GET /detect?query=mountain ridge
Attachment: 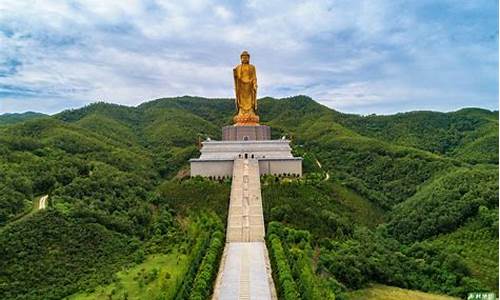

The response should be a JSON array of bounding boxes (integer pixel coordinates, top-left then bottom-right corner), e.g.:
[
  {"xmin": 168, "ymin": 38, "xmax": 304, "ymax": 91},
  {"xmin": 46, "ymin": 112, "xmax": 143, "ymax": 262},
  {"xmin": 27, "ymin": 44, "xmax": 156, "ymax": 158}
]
[{"xmin": 0, "ymin": 95, "xmax": 497, "ymax": 299}]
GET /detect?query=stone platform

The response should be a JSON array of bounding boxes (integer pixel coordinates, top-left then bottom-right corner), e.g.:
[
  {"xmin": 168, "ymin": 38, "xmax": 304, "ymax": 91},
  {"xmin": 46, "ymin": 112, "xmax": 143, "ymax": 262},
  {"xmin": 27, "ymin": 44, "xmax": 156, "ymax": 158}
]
[
  {"xmin": 222, "ymin": 125, "xmax": 271, "ymax": 141},
  {"xmin": 189, "ymin": 140, "xmax": 302, "ymax": 178},
  {"xmin": 190, "ymin": 123, "xmax": 301, "ymax": 178}
]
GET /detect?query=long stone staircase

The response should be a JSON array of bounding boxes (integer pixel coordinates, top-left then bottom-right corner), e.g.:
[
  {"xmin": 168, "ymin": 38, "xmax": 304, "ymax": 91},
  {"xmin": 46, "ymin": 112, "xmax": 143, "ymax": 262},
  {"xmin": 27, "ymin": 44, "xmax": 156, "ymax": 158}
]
[{"xmin": 212, "ymin": 159, "xmax": 277, "ymax": 300}]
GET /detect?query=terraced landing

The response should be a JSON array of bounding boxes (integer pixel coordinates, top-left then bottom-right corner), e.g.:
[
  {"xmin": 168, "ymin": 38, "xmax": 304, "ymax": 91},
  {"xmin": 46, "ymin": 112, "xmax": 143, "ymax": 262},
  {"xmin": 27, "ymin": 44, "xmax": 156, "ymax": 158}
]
[{"xmin": 212, "ymin": 159, "xmax": 277, "ymax": 300}]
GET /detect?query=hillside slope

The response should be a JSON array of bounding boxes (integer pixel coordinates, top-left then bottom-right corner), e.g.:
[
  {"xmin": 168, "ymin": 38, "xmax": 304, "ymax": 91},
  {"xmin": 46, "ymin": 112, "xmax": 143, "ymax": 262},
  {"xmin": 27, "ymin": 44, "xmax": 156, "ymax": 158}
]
[{"xmin": 0, "ymin": 96, "xmax": 497, "ymax": 299}]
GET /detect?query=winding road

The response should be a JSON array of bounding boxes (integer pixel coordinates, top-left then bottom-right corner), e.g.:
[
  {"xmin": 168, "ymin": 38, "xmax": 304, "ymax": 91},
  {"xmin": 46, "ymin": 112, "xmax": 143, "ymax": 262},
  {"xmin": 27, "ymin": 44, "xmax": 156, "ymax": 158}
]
[
  {"xmin": 38, "ymin": 195, "xmax": 48, "ymax": 210},
  {"xmin": 315, "ymin": 158, "xmax": 330, "ymax": 181}
]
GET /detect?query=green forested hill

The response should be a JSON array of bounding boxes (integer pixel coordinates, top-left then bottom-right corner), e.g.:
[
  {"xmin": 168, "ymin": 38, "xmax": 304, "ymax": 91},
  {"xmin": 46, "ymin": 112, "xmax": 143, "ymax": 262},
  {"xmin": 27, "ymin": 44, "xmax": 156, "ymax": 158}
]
[
  {"xmin": 0, "ymin": 96, "xmax": 497, "ymax": 300},
  {"xmin": 334, "ymin": 108, "xmax": 498, "ymax": 164},
  {"xmin": 0, "ymin": 112, "xmax": 47, "ymax": 125}
]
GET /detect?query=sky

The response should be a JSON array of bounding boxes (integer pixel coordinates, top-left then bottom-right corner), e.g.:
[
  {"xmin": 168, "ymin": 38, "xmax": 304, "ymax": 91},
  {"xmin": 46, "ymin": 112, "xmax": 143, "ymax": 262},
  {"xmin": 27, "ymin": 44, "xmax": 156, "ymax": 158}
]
[{"xmin": 0, "ymin": 0, "xmax": 498, "ymax": 115}]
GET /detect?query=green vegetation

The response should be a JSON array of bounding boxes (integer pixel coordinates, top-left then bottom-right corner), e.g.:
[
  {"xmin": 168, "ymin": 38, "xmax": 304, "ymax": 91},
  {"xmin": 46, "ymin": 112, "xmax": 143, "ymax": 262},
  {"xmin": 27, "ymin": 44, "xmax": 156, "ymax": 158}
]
[
  {"xmin": 318, "ymin": 226, "xmax": 487, "ymax": 297},
  {"xmin": 344, "ymin": 284, "xmax": 460, "ymax": 300},
  {"xmin": 301, "ymin": 134, "xmax": 457, "ymax": 209},
  {"xmin": 173, "ymin": 216, "xmax": 223, "ymax": 300},
  {"xmin": 388, "ymin": 166, "xmax": 498, "ymax": 243},
  {"xmin": 426, "ymin": 217, "xmax": 499, "ymax": 292},
  {"xmin": 0, "ymin": 112, "xmax": 47, "ymax": 126},
  {"xmin": 158, "ymin": 178, "xmax": 230, "ymax": 220},
  {"xmin": 0, "ymin": 210, "xmax": 137, "ymax": 300},
  {"xmin": 189, "ymin": 230, "xmax": 224, "ymax": 300},
  {"xmin": 68, "ymin": 251, "xmax": 190, "ymax": 300},
  {"xmin": 0, "ymin": 95, "xmax": 497, "ymax": 299},
  {"xmin": 334, "ymin": 108, "xmax": 498, "ymax": 162},
  {"xmin": 173, "ymin": 231, "xmax": 211, "ymax": 300},
  {"xmin": 266, "ymin": 218, "xmax": 488, "ymax": 299},
  {"xmin": 267, "ymin": 222, "xmax": 334, "ymax": 300},
  {"xmin": 262, "ymin": 177, "xmax": 385, "ymax": 238},
  {"xmin": 268, "ymin": 233, "xmax": 300, "ymax": 300},
  {"xmin": 68, "ymin": 215, "xmax": 222, "ymax": 300}
]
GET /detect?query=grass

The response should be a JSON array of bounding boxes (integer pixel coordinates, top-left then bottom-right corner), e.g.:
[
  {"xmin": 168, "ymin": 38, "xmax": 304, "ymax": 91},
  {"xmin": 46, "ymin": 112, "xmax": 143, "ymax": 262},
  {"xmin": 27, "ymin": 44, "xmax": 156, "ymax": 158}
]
[
  {"xmin": 344, "ymin": 284, "xmax": 460, "ymax": 300},
  {"xmin": 67, "ymin": 250, "xmax": 189, "ymax": 300}
]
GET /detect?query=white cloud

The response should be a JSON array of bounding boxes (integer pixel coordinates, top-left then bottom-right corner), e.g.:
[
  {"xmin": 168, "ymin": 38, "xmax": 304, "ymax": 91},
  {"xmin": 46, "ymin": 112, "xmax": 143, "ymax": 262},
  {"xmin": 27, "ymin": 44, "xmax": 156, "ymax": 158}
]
[
  {"xmin": 213, "ymin": 5, "xmax": 233, "ymax": 21},
  {"xmin": 0, "ymin": 0, "xmax": 497, "ymax": 114}
]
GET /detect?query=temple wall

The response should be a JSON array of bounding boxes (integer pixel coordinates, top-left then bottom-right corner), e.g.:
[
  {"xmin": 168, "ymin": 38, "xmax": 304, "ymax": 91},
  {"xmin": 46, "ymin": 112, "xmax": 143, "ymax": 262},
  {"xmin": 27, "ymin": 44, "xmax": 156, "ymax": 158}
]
[{"xmin": 190, "ymin": 158, "xmax": 302, "ymax": 178}]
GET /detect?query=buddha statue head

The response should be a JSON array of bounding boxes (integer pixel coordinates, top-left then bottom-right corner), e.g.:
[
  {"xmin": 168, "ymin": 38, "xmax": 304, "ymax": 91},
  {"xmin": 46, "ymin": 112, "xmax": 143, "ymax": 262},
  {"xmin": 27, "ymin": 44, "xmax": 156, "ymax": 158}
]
[{"xmin": 240, "ymin": 50, "xmax": 250, "ymax": 64}]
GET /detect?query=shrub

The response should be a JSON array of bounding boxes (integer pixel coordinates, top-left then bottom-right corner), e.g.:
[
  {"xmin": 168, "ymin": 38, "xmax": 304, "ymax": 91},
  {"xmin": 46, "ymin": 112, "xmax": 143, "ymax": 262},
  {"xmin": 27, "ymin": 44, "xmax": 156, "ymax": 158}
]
[
  {"xmin": 189, "ymin": 230, "xmax": 224, "ymax": 300},
  {"xmin": 268, "ymin": 234, "xmax": 300, "ymax": 300}
]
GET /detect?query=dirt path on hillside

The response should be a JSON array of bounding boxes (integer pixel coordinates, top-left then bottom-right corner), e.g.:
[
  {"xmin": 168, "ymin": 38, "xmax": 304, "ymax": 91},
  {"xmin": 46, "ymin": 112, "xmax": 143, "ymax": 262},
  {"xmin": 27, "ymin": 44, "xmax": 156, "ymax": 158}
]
[
  {"xmin": 39, "ymin": 195, "xmax": 48, "ymax": 210},
  {"xmin": 315, "ymin": 159, "xmax": 330, "ymax": 181}
]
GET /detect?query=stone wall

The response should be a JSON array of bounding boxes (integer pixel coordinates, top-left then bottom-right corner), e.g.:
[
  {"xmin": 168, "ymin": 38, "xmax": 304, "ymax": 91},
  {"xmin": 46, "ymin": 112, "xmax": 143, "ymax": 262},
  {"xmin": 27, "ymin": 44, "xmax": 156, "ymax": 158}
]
[
  {"xmin": 190, "ymin": 160, "xmax": 234, "ymax": 178},
  {"xmin": 190, "ymin": 158, "xmax": 302, "ymax": 178},
  {"xmin": 258, "ymin": 159, "xmax": 302, "ymax": 176}
]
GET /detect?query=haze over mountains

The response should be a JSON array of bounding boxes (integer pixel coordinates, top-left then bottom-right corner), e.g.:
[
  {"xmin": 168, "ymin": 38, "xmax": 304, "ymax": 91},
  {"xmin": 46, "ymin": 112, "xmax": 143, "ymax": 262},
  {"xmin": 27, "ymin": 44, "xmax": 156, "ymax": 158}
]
[{"xmin": 0, "ymin": 95, "xmax": 497, "ymax": 300}]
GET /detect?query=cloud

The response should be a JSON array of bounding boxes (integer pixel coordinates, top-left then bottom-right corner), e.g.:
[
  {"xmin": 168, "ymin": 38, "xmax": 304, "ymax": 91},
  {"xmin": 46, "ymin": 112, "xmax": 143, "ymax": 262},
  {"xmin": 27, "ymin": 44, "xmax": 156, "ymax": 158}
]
[{"xmin": 0, "ymin": 0, "xmax": 497, "ymax": 114}]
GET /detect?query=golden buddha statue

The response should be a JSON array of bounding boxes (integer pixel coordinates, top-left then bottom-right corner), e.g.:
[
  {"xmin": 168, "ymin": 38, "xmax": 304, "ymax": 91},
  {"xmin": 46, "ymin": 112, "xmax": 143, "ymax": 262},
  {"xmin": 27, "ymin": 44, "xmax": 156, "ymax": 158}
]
[{"xmin": 233, "ymin": 50, "xmax": 259, "ymax": 126}]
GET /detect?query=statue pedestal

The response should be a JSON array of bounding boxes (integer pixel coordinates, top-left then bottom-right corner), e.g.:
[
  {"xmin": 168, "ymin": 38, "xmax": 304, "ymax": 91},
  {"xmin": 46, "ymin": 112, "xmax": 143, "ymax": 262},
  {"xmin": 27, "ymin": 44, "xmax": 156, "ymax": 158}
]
[
  {"xmin": 233, "ymin": 113, "xmax": 259, "ymax": 126},
  {"xmin": 222, "ymin": 125, "xmax": 271, "ymax": 141}
]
